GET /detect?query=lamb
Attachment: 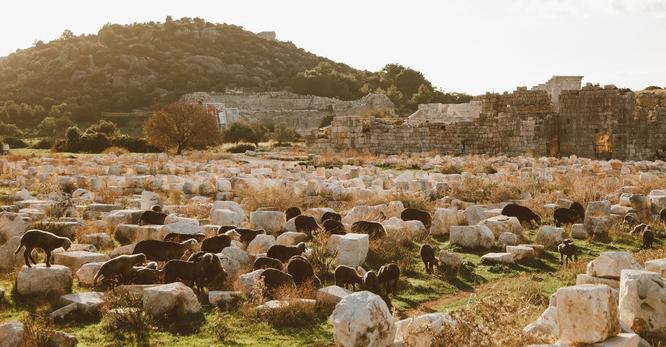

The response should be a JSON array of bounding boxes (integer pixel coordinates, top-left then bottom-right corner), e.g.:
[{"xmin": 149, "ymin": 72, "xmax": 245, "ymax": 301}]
[
  {"xmin": 200, "ymin": 235, "xmax": 232, "ymax": 253},
  {"xmin": 557, "ymin": 239, "xmax": 578, "ymax": 265},
  {"xmin": 93, "ymin": 253, "xmax": 147, "ymax": 287},
  {"xmin": 163, "ymin": 233, "xmax": 206, "ymax": 243},
  {"xmin": 322, "ymin": 219, "xmax": 346, "ymax": 235},
  {"xmin": 138, "ymin": 210, "xmax": 167, "ymax": 226},
  {"xmin": 163, "ymin": 253, "xmax": 213, "ymax": 293},
  {"xmin": 378, "ymin": 263, "xmax": 400, "ymax": 296},
  {"xmin": 554, "ymin": 207, "xmax": 581, "ymax": 227},
  {"xmin": 132, "ymin": 239, "xmax": 198, "ymax": 261},
  {"xmin": 235, "ymin": 228, "xmax": 265, "ymax": 245},
  {"xmin": 285, "ymin": 207, "xmax": 302, "ymax": 221},
  {"xmin": 286, "ymin": 256, "xmax": 319, "ymax": 286},
  {"xmin": 321, "ymin": 211, "xmax": 342, "ymax": 223},
  {"xmin": 294, "ymin": 215, "xmax": 320, "ymax": 236},
  {"xmin": 401, "ymin": 208, "xmax": 432, "ymax": 229},
  {"xmin": 259, "ymin": 268, "xmax": 295, "ymax": 293},
  {"xmin": 643, "ymin": 227, "xmax": 654, "ymax": 249},
  {"xmin": 126, "ymin": 261, "xmax": 160, "ymax": 285},
  {"xmin": 351, "ymin": 221, "xmax": 386, "ymax": 239},
  {"xmin": 253, "ymin": 256, "xmax": 283, "ymax": 270},
  {"xmin": 334, "ymin": 265, "xmax": 363, "ymax": 291},
  {"xmin": 362, "ymin": 270, "xmax": 381, "ymax": 295},
  {"xmin": 266, "ymin": 242, "xmax": 306, "ymax": 263},
  {"xmin": 14, "ymin": 229, "xmax": 72, "ymax": 267},
  {"xmin": 501, "ymin": 204, "xmax": 541, "ymax": 225},
  {"xmin": 419, "ymin": 244, "xmax": 438, "ymax": 274}
]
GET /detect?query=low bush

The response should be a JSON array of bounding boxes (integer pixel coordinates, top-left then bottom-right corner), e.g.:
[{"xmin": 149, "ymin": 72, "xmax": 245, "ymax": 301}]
[
  {"xmin": 100, "ymin": 290, "xmax": 152, "ymax": 346},
  {"xmin": 227, "ymin": 143, "xmax": 256, "ymax": 153},
  {"xmin": 21, "ymin": 308, "xmax": 56, "ymax": 347},
  {"xmin": 3, "ymin": 137, "xmax": 28, "ymax": 148},
  {"xmin": 31, "ymin": 138, "xmax": 53, "ymax": 149}
]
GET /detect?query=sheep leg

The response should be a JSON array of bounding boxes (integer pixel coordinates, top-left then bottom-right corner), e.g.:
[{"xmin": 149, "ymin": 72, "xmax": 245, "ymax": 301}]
[
  {"xmin": 23, "ymin": 250, "xmax": 32, "ymax": 267},
  {"xmin": 45, "ymin": 250, "xmax": 52, "ymax": 267}
]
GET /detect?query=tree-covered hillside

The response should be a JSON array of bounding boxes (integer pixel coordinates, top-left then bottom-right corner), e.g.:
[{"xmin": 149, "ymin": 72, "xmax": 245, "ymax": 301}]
[{"xmin": 0, "ymin": 17, "xmax": 470, "ymax": 131}]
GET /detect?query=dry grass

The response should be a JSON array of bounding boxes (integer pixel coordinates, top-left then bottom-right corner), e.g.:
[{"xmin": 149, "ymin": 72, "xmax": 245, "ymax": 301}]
[
  {"xmin": 307, "ymin": 233, "xmax": 337, "ymax": 284},
  {"xmin": 367, "ymin": 237, "xmax": 418, "ymax": 275},
  {"xmin": 257, "ymin": 285, "xmax": 320, "ymax": 328},
  {"xmin": 20, "ymin": 308, "xmax": 56, "ymax": 347},
  {"xmin": 239, "ymin": 185, "xmax": 304, "ymax": 213},
  {"xmin": 100, "ymin": 290, "xmax": 152, "ymax": 346},
  {"xmin": 102, "ymin": 146, "xmax": 130, "ymax": 156}
]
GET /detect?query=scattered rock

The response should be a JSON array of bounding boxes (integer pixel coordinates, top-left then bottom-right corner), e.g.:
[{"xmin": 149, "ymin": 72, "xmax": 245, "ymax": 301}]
[
  {"xmin": 327, "ymin": 233, "xmax": 369, "ymax": 267},
  {"xmin": 449, "ymin": 225, "xmax": 494, "ymax": 249},
  {"xmin": 16, "ymin": 264, "xmax": 72, "ymax": 297},
  {"xmin": 586, "ymin": 252, "xmax": 642, "ymax": 279},
  {"xmin": 330, "ymin": 291, "xmax": 396, "ymax": 347},
  {"xmin": 142, "ymin": 282, "xmax": 201, "ymax": 318}
]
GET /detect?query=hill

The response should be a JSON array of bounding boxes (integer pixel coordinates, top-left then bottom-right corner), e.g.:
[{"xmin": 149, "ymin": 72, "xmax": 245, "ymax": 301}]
[{"xmin": 0, "ymin": 17, "xmax": 470, "ymax": 131}]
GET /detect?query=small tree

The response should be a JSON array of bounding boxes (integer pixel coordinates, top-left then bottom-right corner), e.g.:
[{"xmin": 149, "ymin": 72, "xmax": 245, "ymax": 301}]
[{"xmin": 144, "ymin": 102, "xmax": 220, "ymax": 154}]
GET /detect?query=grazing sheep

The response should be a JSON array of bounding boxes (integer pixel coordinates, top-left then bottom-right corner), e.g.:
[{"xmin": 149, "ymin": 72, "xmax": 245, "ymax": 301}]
[
  {"xmin": 419, "ymin": 244, "xmax": 438, "ymax": 274},
  {"xmin": 138, "ymin": 210, "xmax": 167, "ymax": 226},
  {"xmin": 217, "ymin": 225, "xmax": 237, "ymax": 234},
  {"xmin": 294, "ymin": 215, "xmax": 319, "ymax": 236},
  {"xmin": 163, "ymin": 233, "xmax": 206, "ymax": 243},
  {"xmin": 362, "ymin": 271, "xmax": 381, "ymax": 295},
  {"xmin": 201, "ymin": 235, "xmax": 232, "ymax": 253},
  {"xmin": 322, "ymin": 219, "xmax": 346, "ymax": 235},
  {"xmin": 236, "ymin": 228, "xmax": 265, "ymax": 245},
  {"xmin": 163, "ymin": 253, "xmax": 213, "ymax": 293},
  {"xmin": 624, "ymin": 213, "xmax": 640, "ymax": 226},
  {"xmin": 643, "ymin": 227, "xmax": 654, "ymax": 249},
  {"xmin": 569, "ymin": 202, "xmax": 585, "ymax": 221},
  {"xmin": 334, "ymin": 265, "xmax": 363, "ymax": 291},
  {"xmin": 285, "ymin": 207, "xmax": 302, "ymax": 221},
  {"xmin": 378, "ymin": 263, "xmax": 400, "ymax": 296},
  {"xmin": 286, "ymin": 256, "xmax": 318, "ymax": 285},
  {"xmin": 660, "ymin": 208, "xmax": 666, "ymax": 225},
  {"xmin": 351, "ymin": 221, "xmax": 386, "ymax": 239},
  {"xmin": 554, "ymin": 208, "xmax": 581, "ymax": 227},
  {"xmin": 253, "ymin": 256, "xmax": 283, "ymax": 270},
  {"xmin": 133, "ymin": 239, "xmax": 198, "ymax": 261},
  {"xmin": 266, "ymin": 242, "xmax": 306, "ymax": 263},
  {"xmin": 321, "ymin": 211, "xmax": 342, "ymax": 223},
  {"xmin": 630, "ymin": 224, "xmax": 648, "ymax": 236},
  {"xmin": 259, "ymin": 268, "xmax": 295, "ymax": 293},
  {"xmin": 501, "ymin": 204, "xmax": 541, "ymax": 225},
  {"xmin": 127, "ymin": 261, "xmax": 160, "ymax": 285},
  {"xmin": 188, "ymin": 252, "xmax": 227, "ymax": 289},
  {"xmin": 557, "ymin": 239, "xmax": 578, "ymax": 265},
  {"xmin": 401, "ymin": 208, "xmax": 432, "ymax": 229},
  {"xmin": 94, "ymin": 253, "xmax": 147, "ymax": 286},
  {"xmin": 14, "ymin": 229, "xmax": 72, "ymax": 267}
]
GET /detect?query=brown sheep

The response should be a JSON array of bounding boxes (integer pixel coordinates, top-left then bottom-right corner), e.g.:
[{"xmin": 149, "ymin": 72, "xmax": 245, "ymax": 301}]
[
  {"xmin": 259, "ymin": 268, "xmax": 295, "ymax": 293},
  {"xmin": 126, "ymin": 261, "xmax": 160, "ymax": 285},
  {"xmin": 351, "ymin": 221, "xmax": 386, "ymax": 239},
  {"xmin": 362, "ymin": 270, "xmax": 381, "ymax": 295},
  {"xmin": 285, "ymin": 207, "xmax": 302, "ymax": 221},
  {"xmin": 420, "ymin": 244, "xmax": 438, "ymax": 274},
  {"xmin": 570, "ymin": 202, "xmax": 585, "ymax": 221},
  {"xmin": 322, "ymin": 219, "xmax": 346, "ymax": 235},
  {"xmin": 133, "ymin": 239, "xmax": 198, "ymax": 261},
  {"xmin": 286, "ymin": 256, "xmax": 318, "ymax": 286},
  {"xmin": 401, "ymin": 208, "xmax": 432, "ymax": 229},
  {"xmin": 138, "ymin": 210, "xmax": 167, "ymax": 226},
  {"xmin": 643, "ymin": 227, "xmax": 654, "ymax": 249},
  {"xmin": 163, "ymin": 253, "xmax": 213, "ymax": 293},
  {"xmin": 94, "ymin": 253, "xmax": 147, "ymax": 287},
  {"xmin": 163, "ymin": 233, "xmax": 206, "ymax": 243},
  {"xmin": 294, "ymin": 215, "xmax": 320, "ymax": 236},
  {"xmin": 334, "ymin": 265, "xmax": 363, "ymax": 291},
  {"xmin": 253, "ymin": 256, "xmax": 283, "ymax": 270},
  {"xmin": 660, "ymin": 208, "xmax": 666, "ymax": 225},
  {"xmin": 266, "ymin": 242, "xmax": 306, "ymax": 263},
  {"xmin": 557, "ymin": 239, "xmax": 578, "ymax": 265},
  {"xmin": 236, "ymin": 228, "xmax": 265, "ymax": 245},
  {"xmin": 501, "ymin": 204, "xmax": 541, "ymax": 225},
  {"xmin": 321, "ymin": 211, "xmax": 342, "ymax": 223},
  {"xmin": 378, "ymin": 263, "xmax": 400, "ymax": 296},
  {"xmin": 187, "ymin": 252, "xmax": 227, "ymax": 289},
  {"xmin": 14, "ymin": 229, "xmax": 72, "ymax": 267},
  {"xmin": 554, "ymin": 208, "xmax": 581, "ymax": 227},
  {"xmin": 201, "ymin": 235, "xmax": 232, "ymax": 253}
]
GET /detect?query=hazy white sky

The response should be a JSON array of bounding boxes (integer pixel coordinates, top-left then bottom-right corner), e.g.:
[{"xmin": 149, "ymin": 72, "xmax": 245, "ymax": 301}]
[{"xmin": 1, "ymin": 0, "xmax": 665, "ymax": 94}]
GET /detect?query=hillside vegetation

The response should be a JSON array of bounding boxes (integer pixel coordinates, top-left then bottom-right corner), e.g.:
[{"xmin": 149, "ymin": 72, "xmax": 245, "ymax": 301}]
[{"xmin": 0, "ymin": 17, "xmax": 470, "ymax": 134}]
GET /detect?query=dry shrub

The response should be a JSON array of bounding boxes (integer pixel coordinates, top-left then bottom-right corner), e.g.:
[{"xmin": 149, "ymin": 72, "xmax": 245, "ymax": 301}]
[
  {"xmin": 555, "ymin": 259, "xmax": 587, "ymax": 286},
  {"xmin": 393, "ymin": 192, "xmax": 434, "ymax": 212},
  {"xmin": 437, "ymin": 164, "xmax": 463, "ymax": 175},
  {"xmin": 239, "ymin": 185, "xmax": 304, "ymax": 212},
  {"xmin": 20, "ymin": 308, "xmax": 56, "ymax": 347},
  {"xmin": 100, "ymin": 290, "xmax": 152, "ymax": 346},
  {"xmin": 307, "ymin": 233, "xmax": 337, "ymax": 284},
  {"xmin": 487, "ymin": 184, "xmax": 522, "ymax": 204},
  {"xmin": 166, "ymin": 189, "xmax": 183, "ymax": 205},
  {"xmin": 367, "ymin": 237, "xmax": 417, "ymax": 275},
  {"xmin": 451, "ymin": 176, "xmax": 495, "ymax": 203},
  {"xmin": 633, "ymin": 245, "xmax": 666, "ymax": 266},
  {"xmin": 258, "ymin": 285, "xmax": 320, "ymax": 328},
  {"xmin": 438, "ymin": 280, "xmax": 548, "ymax": 346},
  {"xmin": 102, "ymin": 146, "xmax": 130, "ymax": 156}
]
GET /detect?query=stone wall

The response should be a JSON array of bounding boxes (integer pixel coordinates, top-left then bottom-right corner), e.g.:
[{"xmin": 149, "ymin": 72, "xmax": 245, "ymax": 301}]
[{"xmin": 532, "ymin": 75, "xmax": 584, "ymax": 110}]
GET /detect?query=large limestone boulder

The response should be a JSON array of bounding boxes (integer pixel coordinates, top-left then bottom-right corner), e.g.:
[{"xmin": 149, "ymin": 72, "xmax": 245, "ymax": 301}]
[
  {"xmin": 16, "ymin": 264, "xmax": 72, "ymax": 296},
  {"xmin": 556, "ymin": 284, "xmax": 619, "ymax": 345},
  {"xmin": 317, "ymin": 285, "xmax": 351, "ymax": 305},
  {"xmin": 535, "ymin": 226, "xmax": 565, "ymax": 249},
  {"xmin": 142, "ymin": 282, "xmax": 201, "ymax": 318},
  {"xmin": 585, "ymin": 200, "xmax": 611, "ymax": 223},
  {"xmin": 161, "ymin": 219, "xmax": 204, "ymax": 237},
  {"xmin": 523, "ymin": 301, "xmax": 558, "ymax": 342},
  {"xmin": 140, "ymin": 191, "xmax": 162, "ymax": 210},
  {"xmin": 210, "ymin": 201, "xmax": 246, "ymax": 223},
  {"xmin": 330, "ymin": 291, "xmax": 396, "ymax": 347},
  {"xmin": 210, "ymin": 208, "xmax": 243, "ymax": 227},
  {"xmin": 394, "ymin": 312, "xmax": 456, "ymax": 347},
  {"xmin": 478, "ymin": 215, "xmax": 522, "ymax": 237},
  {"xmin": 0, "ymin": 212, "xmax": 26, "ymax": 241},
  {"xmin": 75, "ymin": 262, "xmax": 104, "ymax": 287},
  {"xmin": 480, "ymin": 252, "xmax": 514, "ymax": 265},
  {"xmin": 0, "ymin": 236, "xmax": 23, "ymax": 272},
  {"xmin": 497, "ymin": 232, "xmax": 520, "ymax": 248},
  {"xmin": 385, "ymin": 201, "xmax": 404, "ymax": 218},
  {"xmin": 246, "ymin": 234, "xmax": 275, "ymax": 255},
  {"xmin": 464, "ymin": 205, "xmax": 487, "ymax": 225},
  {"xmin": 586, "ymin": 252, "xmax": 642, "ymax": 279},
  {"xmin": 276, "ymin": 232, "xmax": 308, "ymax": 246},
  {"xmin": 403, "ymin": 220, "xmax": 427, "ymax": 240},
  {"xmin": 449, "ymin": 225, "xmax": 494, "ymax": 249},
  {"xmin": 238, "ymin": 269, "xmax": 264, "ymax": 294},
  {"xmin": 618, "ymin": 269, "xmax": 666, "ymax": 334},
  {"xmin": 327, "ymin": 233, "xmax": 369, "ymax": 267},
  {"xmin": 59, "ymin": 291, "xmax": 106, "ymax": 314},
  {"xmin": 53, "ymin": 251, "xmax": 109, "ymax": 272},
  {"xmin": 79, "ymin": 233, "xmax": 113, "ymax": 250},
  {"xmin": 341, "ymin": 205, "xmax": 386, "ymax": 225},
  {"xmin": 648, "ymin": 189, "xmax": 666, "ymax": 213},
  {"xmin": 430, "ymin": 207, "xmax": 458, "ymax": 235},
  {"xmin": 0, "ymin": 321, "xmax": 25, "ymax": 347},
  {"xmin": 438, "ymin": 250, "xmax": 463, "ymax": 276},
  {"xmin": 644, "ymin": 258, "xmax": 666, "ymax": 277},
  {"xmin": 506, "ymin": 245, "xmax": 535, "ymax": 261},
  {"xmin": 250, "ymin": 211, "xmax": 286, "ymax": 234}
]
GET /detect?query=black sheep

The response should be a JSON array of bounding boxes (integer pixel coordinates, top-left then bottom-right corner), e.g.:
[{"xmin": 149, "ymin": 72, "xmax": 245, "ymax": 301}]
[
  {"xmin": 253, "ymin": 256, "xmax": 283, "ymax": 270},
  {"xmin": 378, "ymin": 263, "xmax": 400, "ymax": 296},
  {"xmin": 554, "ymin": 208, "xmax": 581, "ymax": 227},
  {"xmin": 126, "ymin": 261, "xmax": 160, "ymax": 285},
  {"xmin": 660, "ymin": 208, "xmax": 666, "ymax": 225},
  {"xmin": 420, "ymin": 244, "xmax": 438, "ymax": 274},
  {"xmin": 163, "ymin": 253, "xmax": 213, "ymax": 293},
  {"xmin": 201, "ymin": 234, "xmax": 232, "ymax": 253},
  {"xmin": 14, "ymin": 229, "xmax": 72, "ymax": 267},
  {"xmin": 286, "ymin": 256, "xmax": 318, "ymax": 285},
  {"xmin": 401, "ymin": 208, "xmax": 432, "ymax": 229},
  {"xmin": 643, "ymin": 227, "xmax": 654, "ymax": 249},
  {"xmin": 138, "ymin": 210, "xmax": 167, "ymax": 226},
  {"xmin": 163, "ymin": 233, "xmax": 206, "ymax": 243},
  {"xmin": 133, "ymin": 239, "xmax": 198, "ymax": 261},
  {"xmin": 557, "ymin": 239, "xmax": 578, "ymax": 265},
  {"xmin": 294, "ymin": 215, "xmax": 320, "ymax": 236},
  {"xmin": 322, "ymin": 219, "xmax": 346, "ymax": 235},
  {"xmin": 260, "ymin": 268, "xmax": 295, "ymax": 293},
  {"xmin": 321, "ymin": 211, "xmax": 342, "ymax": 223},
  {"xmin": 217, "ymin": 225, "xmax": 237, "ymax": 234},
  {"xmin": 351, "ymin": 221, "xmax": 386, "ymax": 239},
  {"xmin": 188, "ymin": 252, "xmax": 227, "ymax": 289},
  {"xmin": 266, "ymin": 242, "xmax": 306, "ymax": 263},
  {"xmin": 362, "ymin": 271, "xmax": 381, "ymax": 295},
  {"xmin": 285, "ymin": 207, "xmax": 302, "ymax": 221},
  {"xmin": 570, "ymin": 202, "xmax": 585, "ymax": 220},
  {"xmin": 334, "ymin": 265, "xmax": 363, "ymax": 291},
  {"xmin": 236, "ymin": 228, "xmax": 265, "ymax": 245},
  {"xmin": 501, "ymin": 204, "xmax": 541, "ymax": 225},
  {"xmin": 94, "ymin": 254, "xmax": 147, "ymax": 287}
]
